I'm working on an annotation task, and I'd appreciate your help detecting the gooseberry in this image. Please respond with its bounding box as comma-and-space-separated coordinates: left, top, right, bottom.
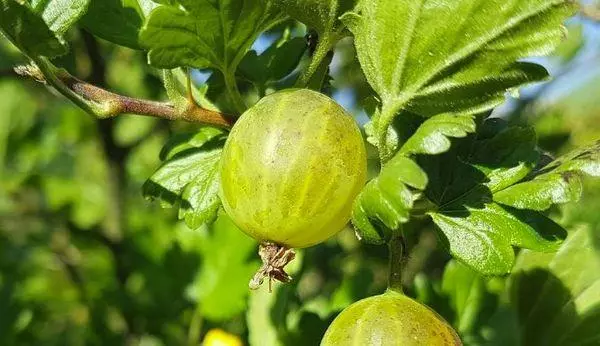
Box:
202, 329, 242, 346
219, 88, 367, 288
321, 291, 461, 346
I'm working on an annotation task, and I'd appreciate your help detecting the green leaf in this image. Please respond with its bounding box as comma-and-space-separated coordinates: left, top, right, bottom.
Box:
247, 285, 285, 346
351, 112, 475, 244
508, 226, 600, 345
420, 121, 569, 274
429, 191, 566, 275
143, 127, 226, 229
238, 36, 307, 86
441, 260, 490, 335
0, 0, 66, 57
494, 141, 600, 210
187, 212, 258, 321
342, 0, 576, 152
470, 125, 540, 192
140, 0, 284, 71
30, 0, 90, 35
81, 0, 157, 49
352, 155, 426, 244
399, 113, 476, 156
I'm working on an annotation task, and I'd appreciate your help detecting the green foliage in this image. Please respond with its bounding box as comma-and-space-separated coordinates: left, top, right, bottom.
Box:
342, 0, 576, 156
143, 127, 226, 229
508, 226, 600, 345
1, 0, 599, 344
0, 0, 67, 56
81, 0, 157, 49
29, 0, 90, 35
238, 35, 306, 89
187, 212, 258, 321
495, 141, 600, 210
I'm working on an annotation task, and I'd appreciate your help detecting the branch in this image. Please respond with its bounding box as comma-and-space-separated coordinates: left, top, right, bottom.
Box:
581, 4, 600, 22
15, 58, 234, 128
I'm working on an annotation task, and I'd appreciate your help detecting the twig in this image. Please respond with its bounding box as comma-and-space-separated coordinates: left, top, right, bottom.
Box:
15, 58, 234, 128
581, 4, 600, 22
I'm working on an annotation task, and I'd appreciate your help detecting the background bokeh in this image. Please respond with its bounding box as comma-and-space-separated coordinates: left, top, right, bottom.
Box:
1, 1, 599, 345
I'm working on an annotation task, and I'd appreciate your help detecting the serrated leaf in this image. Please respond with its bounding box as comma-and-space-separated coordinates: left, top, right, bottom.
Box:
143, 128, 226, 229
494, 172, 583, 211
507, 226, 600, 345
419, 120, 571, 275
30, 0, 90, 35
342, 0, 576, 152
352, 112, 475, 244
238, 36, 306, 86
0, 0, 67, 57
431, 210, 515, 275
351, 155, 425, 244
494, 141, 600, 210
81, 0, 157, 49
187, 212, 258, 321
399, 113, 476, 156
429, 190, 566, 275
140, 0, 284, 72
179, 167, 220, 229
470, 125, 540, 192
159, 127, 226, 160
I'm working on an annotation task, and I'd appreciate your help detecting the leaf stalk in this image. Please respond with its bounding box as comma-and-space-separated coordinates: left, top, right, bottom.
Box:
387, 230, 405, 294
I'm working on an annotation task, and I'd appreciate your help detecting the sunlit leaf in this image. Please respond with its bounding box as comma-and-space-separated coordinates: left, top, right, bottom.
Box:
143, 127, 227, 229
343, 0, 576, 153
495, 141, 600, 210
30, 0, 90, 35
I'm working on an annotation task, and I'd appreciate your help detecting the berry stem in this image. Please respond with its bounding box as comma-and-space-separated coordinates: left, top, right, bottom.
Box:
387, 231, 405, 294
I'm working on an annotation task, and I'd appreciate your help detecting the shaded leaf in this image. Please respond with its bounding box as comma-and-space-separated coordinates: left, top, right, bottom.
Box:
140, 0, 284, 72
412, 119, 573, 275
507, 226, 600, 345
470, 125, 539, 192
352, 112, 474, 244
0, 0, 66, 57
81, 0, 157, 49
238, 36, 307, 86
187, 212, 258, 321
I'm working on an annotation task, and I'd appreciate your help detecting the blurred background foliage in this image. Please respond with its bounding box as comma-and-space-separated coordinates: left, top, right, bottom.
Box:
1, 1, 600, 345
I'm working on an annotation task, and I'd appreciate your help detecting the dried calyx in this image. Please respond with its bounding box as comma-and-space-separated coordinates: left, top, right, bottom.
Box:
249, 242, 296, 292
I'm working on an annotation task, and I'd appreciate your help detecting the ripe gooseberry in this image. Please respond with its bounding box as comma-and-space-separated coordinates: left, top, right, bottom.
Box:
219, 89, 367, 289
321, 291, 462, 346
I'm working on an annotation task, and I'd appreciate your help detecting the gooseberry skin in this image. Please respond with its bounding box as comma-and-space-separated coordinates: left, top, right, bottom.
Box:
219, 89, 367, 249
321, 291, 462, 346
